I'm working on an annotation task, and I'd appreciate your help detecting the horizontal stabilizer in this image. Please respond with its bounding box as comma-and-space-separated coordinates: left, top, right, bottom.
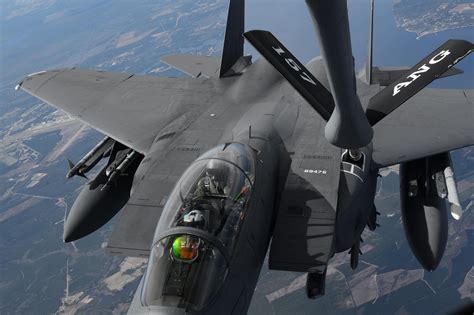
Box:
367, 39, 474, 125
160, 54, 221, 78
244, 30, 334, 121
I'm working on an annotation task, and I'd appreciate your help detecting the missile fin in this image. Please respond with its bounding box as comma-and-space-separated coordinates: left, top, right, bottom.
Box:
67, 158, 75, 170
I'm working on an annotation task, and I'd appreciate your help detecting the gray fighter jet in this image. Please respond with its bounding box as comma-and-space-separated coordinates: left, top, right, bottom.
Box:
16, 0, 473, 313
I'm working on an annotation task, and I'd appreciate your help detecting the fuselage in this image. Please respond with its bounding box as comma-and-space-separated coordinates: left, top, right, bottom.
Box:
128, 58, 379, 313
132, 94, 284, 314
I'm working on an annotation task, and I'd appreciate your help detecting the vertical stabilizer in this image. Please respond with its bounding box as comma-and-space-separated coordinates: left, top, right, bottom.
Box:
219, 0, 245, 77
365, 0, 374, 84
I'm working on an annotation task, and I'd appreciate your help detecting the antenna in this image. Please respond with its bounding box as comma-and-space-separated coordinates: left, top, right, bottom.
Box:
365, 0, 374, 84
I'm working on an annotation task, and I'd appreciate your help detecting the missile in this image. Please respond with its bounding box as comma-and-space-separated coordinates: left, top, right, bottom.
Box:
102, 150, 140, 190
67, 158, 87, 179
444, 166, 462, 220
66, 136, 114, 179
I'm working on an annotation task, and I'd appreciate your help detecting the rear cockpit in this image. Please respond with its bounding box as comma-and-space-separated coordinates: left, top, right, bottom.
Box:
141, 143, 255, 311
171, 158, 253, 240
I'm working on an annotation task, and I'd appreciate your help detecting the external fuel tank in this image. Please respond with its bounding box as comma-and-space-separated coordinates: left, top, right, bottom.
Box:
399, 153, 450, 271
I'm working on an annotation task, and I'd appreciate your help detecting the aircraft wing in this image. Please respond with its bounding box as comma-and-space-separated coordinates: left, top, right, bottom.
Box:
17, 68, 220, 154
372, 88, 474, 167
17, 68, 231, 255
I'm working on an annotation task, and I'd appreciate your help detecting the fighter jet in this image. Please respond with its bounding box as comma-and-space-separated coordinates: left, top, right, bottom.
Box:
16, 0, 473, 313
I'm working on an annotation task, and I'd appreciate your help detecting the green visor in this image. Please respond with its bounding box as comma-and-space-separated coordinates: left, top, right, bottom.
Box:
172, 235, 199, 261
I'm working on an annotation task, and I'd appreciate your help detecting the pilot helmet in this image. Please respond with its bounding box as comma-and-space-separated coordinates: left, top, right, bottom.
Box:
171, 235, 199, 262
205, 160, 228, 183
183, 210, 204, 224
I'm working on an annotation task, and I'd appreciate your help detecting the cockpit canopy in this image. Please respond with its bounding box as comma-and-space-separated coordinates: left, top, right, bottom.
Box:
155, 142, 255, 250
141, 143, 256, 311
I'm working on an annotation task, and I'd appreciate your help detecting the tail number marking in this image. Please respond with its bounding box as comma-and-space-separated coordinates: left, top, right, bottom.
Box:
272, 46, 317, 86
304, 169, 327, 175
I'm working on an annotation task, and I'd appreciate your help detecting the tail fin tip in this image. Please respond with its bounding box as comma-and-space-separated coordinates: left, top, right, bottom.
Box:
219, 0, 245, 77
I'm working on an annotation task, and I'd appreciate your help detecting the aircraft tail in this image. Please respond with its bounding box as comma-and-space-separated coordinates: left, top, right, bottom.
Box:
244, 30, 334, 121
366, 39, 474, 125
219, 0, 245, 77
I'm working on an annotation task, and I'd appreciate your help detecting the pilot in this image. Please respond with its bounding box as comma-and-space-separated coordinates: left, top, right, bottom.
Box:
171, 235, 200, 262
195, 160, 228, 196
182, 210, 205, 229
195, 172, 219, 196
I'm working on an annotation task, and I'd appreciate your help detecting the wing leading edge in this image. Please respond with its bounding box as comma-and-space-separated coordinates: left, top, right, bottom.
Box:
17, 68, 220, 154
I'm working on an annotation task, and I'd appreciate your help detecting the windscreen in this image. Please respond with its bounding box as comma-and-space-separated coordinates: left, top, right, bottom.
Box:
142, 235, 227, 311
